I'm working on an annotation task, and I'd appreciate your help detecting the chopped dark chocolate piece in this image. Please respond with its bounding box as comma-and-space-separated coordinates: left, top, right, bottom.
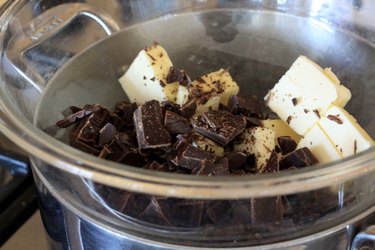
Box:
161, 101, 181, 115
133, 100, 171, 149
279, 147, 319, 170
327, 114, 343, 124
172, 145, 217, 170
251, 196, 283, 224
146, 161, 168, 172
98, 123, 117, 146
206, 201, 232, 224
137, 197, 172, 226
180, 98, 197, 118
100, 134, 147, 167
227, 152, 248, 171
71, 138, 101, 155
164, 110, 191, 134
115, 102, 138, 126
227, 95, 264, 119
56, 104, 101, 128
193, 157, 229, 176
354, 139, 357, 154
261, 150, 279, 174
277, 136, 297, 155
192, 110, 246, 146
211, 157, 230, 176
244, 116, 262, 127
192, 159, 216, 175
166, 67, 191, 86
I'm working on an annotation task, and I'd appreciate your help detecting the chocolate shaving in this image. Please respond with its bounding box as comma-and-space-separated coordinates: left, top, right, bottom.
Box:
313, 109, 321, 119
354, 140, 357, 154
304, 109, 309, 114
327, 115, 343, 124
291, 98, 298, 106
147, 53, 156, 61
286, 116, 292, 125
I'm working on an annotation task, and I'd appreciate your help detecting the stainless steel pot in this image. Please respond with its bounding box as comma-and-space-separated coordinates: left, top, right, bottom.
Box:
0, 1, 374, 249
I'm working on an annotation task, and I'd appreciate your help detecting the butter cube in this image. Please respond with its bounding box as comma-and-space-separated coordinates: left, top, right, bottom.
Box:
192, 132, 224, 157
189, 69, 239, 107
297, 125, 342, 163
119, 44, 178, 105
234, 127, 275, 172
318, 106, 374, 157
262, 119, 301, 146
265, 56, 352, 136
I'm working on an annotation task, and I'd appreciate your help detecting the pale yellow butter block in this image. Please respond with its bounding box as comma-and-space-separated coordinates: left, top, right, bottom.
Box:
265, 75, 321, 136
297, 125, 342, 164
119, 44, 178, 105
234, 127, 275, 172
318, 106, 374, 157
189, 69, 239, 107
262, 119, 301, 146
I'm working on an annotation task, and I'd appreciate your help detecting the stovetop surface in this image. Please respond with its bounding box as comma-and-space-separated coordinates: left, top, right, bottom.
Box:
0, 133, 38, 246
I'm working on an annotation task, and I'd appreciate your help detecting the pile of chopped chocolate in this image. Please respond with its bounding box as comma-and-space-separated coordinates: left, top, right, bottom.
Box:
56, 96, 318, 176
55, 80, 356, 241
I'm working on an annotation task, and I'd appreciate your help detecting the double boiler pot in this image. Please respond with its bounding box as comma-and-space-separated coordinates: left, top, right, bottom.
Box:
0, 0, 375, 249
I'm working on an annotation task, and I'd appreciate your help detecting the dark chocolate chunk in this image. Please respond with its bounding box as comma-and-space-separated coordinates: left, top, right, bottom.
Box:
137, 197, 172, 226
56, 104, 101, 128
71, 137, 100, 155
161, 101, 181, 115
180, 98, 197, 118
164, 110, 191, 134
192, 159, 216, 175
261, 150, 279, 174
327, 114, 343, 124
211, 157, 230, 176
354, 140, 357, 154
133, 100, 171, 149
192, 110, 246, 146
227, 95, 264, 119
146, 161, 168, 172
244, 116, 262, 127
172, 145, 217, 170
251, 196, 283, 224
227, 152, 248, 171
100, 133, 147, 167
277, 136, 297, 155
115, 102, 138, 126
98, 123, 117, 146
279, 147, 319, 170
166, 67, 191, 86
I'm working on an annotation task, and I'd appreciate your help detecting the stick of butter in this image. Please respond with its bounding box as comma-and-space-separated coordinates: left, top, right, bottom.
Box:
265, 56, 351, 136
118, 43, 179, 105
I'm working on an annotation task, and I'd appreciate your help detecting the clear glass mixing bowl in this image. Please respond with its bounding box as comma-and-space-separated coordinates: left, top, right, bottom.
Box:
0, 0, 374, 248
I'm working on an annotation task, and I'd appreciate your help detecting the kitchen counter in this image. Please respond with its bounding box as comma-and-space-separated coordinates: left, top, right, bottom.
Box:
2, 211, 48, 250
